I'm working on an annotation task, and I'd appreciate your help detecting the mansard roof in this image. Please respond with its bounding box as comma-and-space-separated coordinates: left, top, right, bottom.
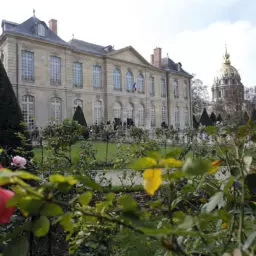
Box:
1, 16, 68, 46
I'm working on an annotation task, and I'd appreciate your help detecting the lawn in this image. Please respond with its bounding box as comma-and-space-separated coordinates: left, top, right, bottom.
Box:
33, 141, 178, 164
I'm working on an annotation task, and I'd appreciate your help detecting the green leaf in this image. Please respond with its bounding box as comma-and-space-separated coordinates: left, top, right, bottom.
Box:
3, 235, 29, 256
224, 176, 235, 195
49, 174, 65, 183
15, 171, 40, 180
146, 151, 162, 161
79, 191, 92, 206
182, 158, 212, 176
33, 216, 50, 237
202, 192, 226, 213
41, 203, 63, 216
129, 157, 156, 170
118, 194, 137, 211
178, 215, 193, 229
57, 212, 74, 232
76, 175, 102, 191
19, 198, 43, 215
165, 148, 184, 158
106, 192, 115, 202
205, 126, 217, 135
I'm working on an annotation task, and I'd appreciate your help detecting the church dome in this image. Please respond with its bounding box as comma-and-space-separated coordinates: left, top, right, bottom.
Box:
214, 49, 241, 84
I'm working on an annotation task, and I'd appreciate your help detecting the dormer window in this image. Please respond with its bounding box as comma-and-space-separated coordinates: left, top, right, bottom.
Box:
37, 24, 45, 37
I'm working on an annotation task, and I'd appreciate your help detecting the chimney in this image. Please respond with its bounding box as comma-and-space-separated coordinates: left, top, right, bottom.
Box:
49, 19, 57, 34
153, 47, 162, 68
150, 54, 154, 65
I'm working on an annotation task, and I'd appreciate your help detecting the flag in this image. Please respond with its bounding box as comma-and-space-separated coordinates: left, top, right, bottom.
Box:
133, 83, 136, 92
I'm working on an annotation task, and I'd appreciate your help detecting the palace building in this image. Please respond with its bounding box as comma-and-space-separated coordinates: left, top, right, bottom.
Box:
0, 13, 192, 130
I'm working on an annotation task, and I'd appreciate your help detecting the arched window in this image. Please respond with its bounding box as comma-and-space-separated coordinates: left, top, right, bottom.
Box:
150, 104, 156, 127
174, 80, 179, 98
113, 68, 121, 90
22, 95, 35, 130
74, 99, 83, 110
138, 104, 144, 126
175, 106, 180, 127
127, 103, 134, 119
161, 79, 166, 97
93, 65, 102, 88
162, 103, 167, 123
137, 73, 144, 93
113, 102, 122, 119
185, 105, 189, 126
126, 71, 133, 92
50, 97, 62, 122
149, 76, 155, 96
94, 100, 103, 124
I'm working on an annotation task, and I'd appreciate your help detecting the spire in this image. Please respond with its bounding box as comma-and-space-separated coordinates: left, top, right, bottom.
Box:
33, 9, 35, 17
223, 43, 231, 65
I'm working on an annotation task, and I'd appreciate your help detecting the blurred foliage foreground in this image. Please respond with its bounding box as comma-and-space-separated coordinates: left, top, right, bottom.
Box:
1, 121, 256, 256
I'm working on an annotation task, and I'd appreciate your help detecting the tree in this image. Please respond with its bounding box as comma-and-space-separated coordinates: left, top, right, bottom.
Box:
193, 115, 199, 129
210, 112, 217, 125
199, 108, 212, 126
216, 114, 223, 123
241, 111, 249, 125
73, 106, 89, 139
251, 109, 256, 121
0, 60, 32, 159
191, 78, 209, 117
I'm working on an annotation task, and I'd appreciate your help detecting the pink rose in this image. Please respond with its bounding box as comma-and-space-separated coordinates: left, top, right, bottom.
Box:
12, 156, 27, 168
0, 164, 2, 169
0, 188, 15, 224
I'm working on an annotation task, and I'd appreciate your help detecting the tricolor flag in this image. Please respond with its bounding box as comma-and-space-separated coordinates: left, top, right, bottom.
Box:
133, 83, 136, 92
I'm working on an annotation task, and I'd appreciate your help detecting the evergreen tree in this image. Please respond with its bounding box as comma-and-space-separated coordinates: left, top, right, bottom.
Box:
73, 106, 89, 139
199, 108, 212, 126
193, 115, 199, 129
210, 112, 217, 125
216, 114, 223, 123
242, 111, 249, 125
251, 109, 256, 122
0, 60, 32, 158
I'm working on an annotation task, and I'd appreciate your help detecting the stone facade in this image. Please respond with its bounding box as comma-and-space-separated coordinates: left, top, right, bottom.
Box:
0, 15, 192, 130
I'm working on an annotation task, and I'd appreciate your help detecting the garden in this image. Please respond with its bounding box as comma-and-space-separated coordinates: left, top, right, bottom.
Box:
1, 59, 256, 256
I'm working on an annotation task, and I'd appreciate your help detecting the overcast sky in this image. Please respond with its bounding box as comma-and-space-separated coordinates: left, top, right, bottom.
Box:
1, 0, 256, 89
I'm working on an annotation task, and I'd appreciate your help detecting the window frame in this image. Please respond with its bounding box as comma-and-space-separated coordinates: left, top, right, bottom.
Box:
50, 56, 61, 85
126, 71, 134, 92
37, 24, 46, 37
149, 76, 155, 97
161, 79, 167, 98
137, 73, 144, 94
73, 62, 83, 88
50, 97, 62, 122
113, 67, 121, 90
21, 50, 34, 82
22, 95, 35, 130
92, 65, 102, 89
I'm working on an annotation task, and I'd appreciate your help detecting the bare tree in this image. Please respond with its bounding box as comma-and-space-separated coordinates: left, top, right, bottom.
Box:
191, 78, 209, 118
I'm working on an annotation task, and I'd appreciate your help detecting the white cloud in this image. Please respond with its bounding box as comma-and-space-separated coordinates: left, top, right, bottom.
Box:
163, 20, 256, 90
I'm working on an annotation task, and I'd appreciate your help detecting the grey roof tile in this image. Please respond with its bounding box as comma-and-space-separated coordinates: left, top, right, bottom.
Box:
3, 16, 68, 46
68, 39, 113, 55
162, 57, 192, 77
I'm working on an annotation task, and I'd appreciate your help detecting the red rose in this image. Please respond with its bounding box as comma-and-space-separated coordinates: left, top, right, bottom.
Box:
0, 188, 15, 224
0, 164, 3, 169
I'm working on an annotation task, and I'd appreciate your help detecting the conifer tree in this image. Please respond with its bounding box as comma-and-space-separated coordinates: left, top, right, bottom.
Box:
251, 109, 256, 122
199, 108, 212, 126
216, 114, 223, 123
0, 60, 32, 158
73, 106, 89, 139
210, 112, 217, 125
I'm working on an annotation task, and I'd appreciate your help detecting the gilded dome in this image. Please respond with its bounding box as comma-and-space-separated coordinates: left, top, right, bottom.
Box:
214, 49, 241, 84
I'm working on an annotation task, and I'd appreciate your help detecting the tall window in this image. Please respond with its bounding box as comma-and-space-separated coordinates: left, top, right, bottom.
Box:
22, 50, 34, 81
162, 103, 167, 123
113, 68, 121, 90
184, 80, 188, 99
137, 73, 144, 93
150, 104, 156, 127
174, 80, 179, 98
94, 100, 103, 124
149, 76, 155, 96
74, 99, 83, 110
126, 71, 133, 92
161, 79, 166, 97
37, 24, 45, 37
73, 62, 83, 88
175, 106, 180, 127
50, 56, 61, 85
50, 97, 62, 122
185, 105, 189, 126
127, 103, 134, 119
93, 65, 101, 88
138, 104, 144, 126
113, 102, 122, 119
22, 95, 35, 130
